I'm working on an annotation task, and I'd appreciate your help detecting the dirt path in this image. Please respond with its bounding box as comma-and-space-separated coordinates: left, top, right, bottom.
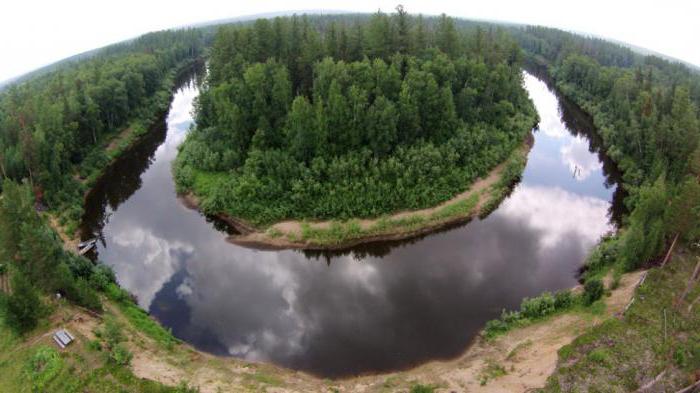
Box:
47, 215, 80, 252
125, 270, 645, 393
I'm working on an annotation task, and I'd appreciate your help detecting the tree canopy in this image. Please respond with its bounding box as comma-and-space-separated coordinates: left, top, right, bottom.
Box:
0, 28, 206, 233
175, 10, 536, 225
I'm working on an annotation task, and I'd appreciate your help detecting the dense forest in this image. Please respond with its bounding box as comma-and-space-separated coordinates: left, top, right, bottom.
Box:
0, 29, 207, 233
174, 9, 537, 224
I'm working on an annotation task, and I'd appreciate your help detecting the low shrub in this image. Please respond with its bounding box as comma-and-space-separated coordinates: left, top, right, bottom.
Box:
581, 234, 620, 280
554, 290, 575, 309
587, 347, 612, 367
521, 292, 556, 319
25, 346, 63, 392
484, 289, 578, 338
409, 384, 436, 393
583, 278, 604, 305
109, 343, 133, 366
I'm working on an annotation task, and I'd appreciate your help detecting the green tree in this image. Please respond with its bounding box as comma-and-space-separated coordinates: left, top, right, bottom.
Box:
325, 81, 350, 155
435, 14, 459, 58
620, 178, 668, 270
4, 271, 43, 334
393, 5, 410, 54
665, 176, 700, 241
366, 96, 398, 156
0, 181, 36, 261
347, 85, 369, 149
367, 10, 393, 59
411, 14, 428, 55
286, 96, 318, 162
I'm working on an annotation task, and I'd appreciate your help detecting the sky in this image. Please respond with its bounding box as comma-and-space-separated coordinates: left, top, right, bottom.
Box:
1, 0, 698, 83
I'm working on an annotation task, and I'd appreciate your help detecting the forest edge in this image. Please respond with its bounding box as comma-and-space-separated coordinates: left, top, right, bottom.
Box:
179, 131, 534, 250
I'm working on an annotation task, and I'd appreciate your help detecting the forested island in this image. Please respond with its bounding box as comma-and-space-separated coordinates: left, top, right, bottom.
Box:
173, 10, 537, 247
0, 7, 699, 392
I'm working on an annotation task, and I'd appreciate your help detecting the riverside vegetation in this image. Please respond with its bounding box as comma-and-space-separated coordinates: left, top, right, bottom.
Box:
1, 8, 700, 392
0, 29, 207, 236
478, 23, 700, 390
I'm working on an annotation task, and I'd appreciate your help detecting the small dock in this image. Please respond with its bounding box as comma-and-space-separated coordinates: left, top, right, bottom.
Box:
77, 239, 97, 255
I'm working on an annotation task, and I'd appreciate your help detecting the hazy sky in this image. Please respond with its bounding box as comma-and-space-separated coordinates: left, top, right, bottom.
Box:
1, 0, 698, 82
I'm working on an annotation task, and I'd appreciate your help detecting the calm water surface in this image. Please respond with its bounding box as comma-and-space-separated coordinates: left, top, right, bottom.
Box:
81, 72, 622, 378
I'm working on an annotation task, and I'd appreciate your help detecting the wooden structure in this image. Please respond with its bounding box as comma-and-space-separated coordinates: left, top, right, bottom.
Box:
77, 239, 97, 255
53, 329, 75, 349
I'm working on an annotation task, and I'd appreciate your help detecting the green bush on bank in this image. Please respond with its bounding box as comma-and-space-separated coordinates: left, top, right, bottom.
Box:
484, 288, 593, 339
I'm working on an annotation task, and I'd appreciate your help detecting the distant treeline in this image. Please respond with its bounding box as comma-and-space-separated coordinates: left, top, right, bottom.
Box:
0, 28, 207, 232
175, 8, 537, 224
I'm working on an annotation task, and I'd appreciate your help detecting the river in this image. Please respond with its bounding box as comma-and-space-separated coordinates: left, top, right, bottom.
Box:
80, 70, 624, 378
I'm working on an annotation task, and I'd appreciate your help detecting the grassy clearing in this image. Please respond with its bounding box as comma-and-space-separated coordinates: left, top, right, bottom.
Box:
540, 249, 700, 392
0, 307, 194, 393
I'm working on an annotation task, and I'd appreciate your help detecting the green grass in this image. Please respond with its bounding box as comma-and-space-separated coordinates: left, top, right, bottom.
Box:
248, 370, 282, 386
293, 193, 480, 246
409, 383, 437, 393
479, 359, 508, 385
0, 318, 188, 393
541, 249, 700, 392
105, 284, 180, 350
506, 339, 533, 360
480, 152, 527, 218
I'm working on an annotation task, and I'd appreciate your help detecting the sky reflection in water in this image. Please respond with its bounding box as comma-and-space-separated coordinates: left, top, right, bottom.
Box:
82, 73, 619, 378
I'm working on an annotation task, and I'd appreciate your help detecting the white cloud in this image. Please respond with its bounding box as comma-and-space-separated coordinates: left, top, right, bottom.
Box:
109, 226, 194, 308
560, 135, 603, 181
497, 184, 612, 250
1, 1, 698, 83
